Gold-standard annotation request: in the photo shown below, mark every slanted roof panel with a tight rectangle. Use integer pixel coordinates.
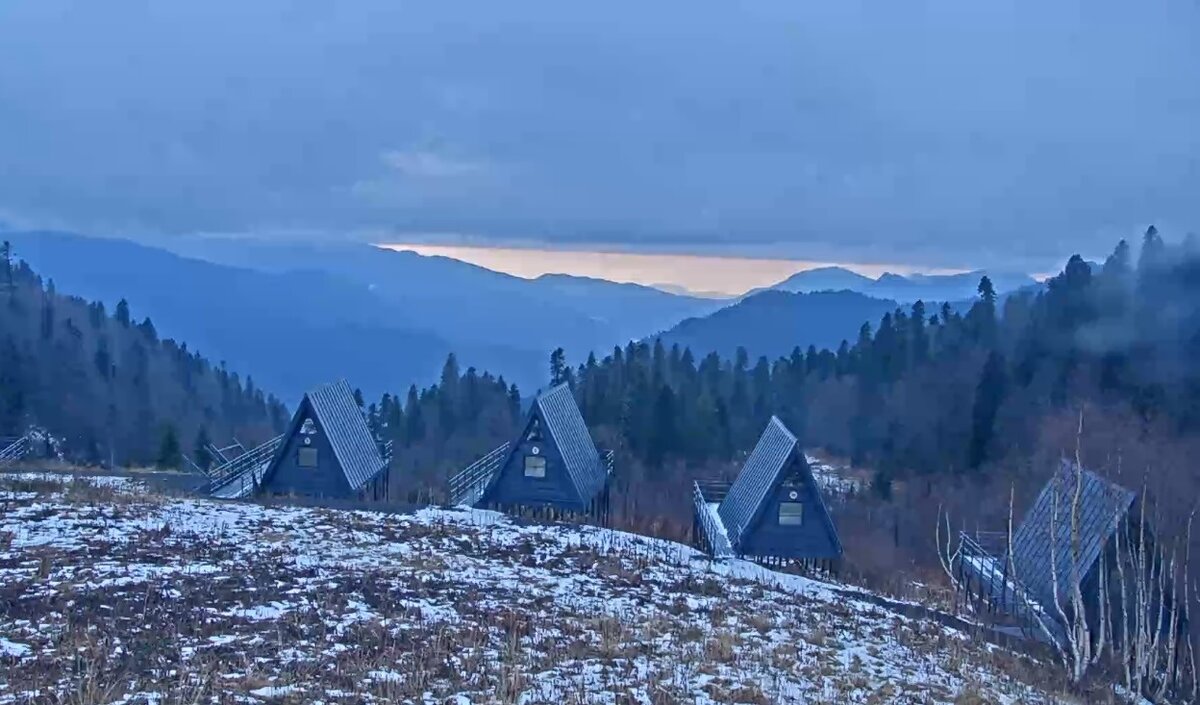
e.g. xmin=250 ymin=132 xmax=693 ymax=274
xmin=306 ymin=379 xmax=386 ymax=491
xmin=718 ymin=416 xmax=797 ymax=547
xmin=1011 ymin=460 xmax=1136 ymax=612
xmin=536 ymin=384 xmax=607 ymax=505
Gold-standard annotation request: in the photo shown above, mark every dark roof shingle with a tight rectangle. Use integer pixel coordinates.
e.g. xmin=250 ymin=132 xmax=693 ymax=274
xmin=717 ymin=416 xmax=841 ymax=555
xmin=1011 ymin=460 xmax=1136 ymax=611
xmin=535 ymin=384 xmax=607 ymax=504
xmin=306 ymin=379 xmax=386 ymax=491
xmin=718 ymin=417 xmax=797 ymax=544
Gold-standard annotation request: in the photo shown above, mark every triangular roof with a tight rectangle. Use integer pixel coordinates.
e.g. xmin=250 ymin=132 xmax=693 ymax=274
xmin=536 ymin=384 xmax=608 ymax=503
xmin=1011 ymin=460 xmax=1137 ymax=612
xmin=484 ymin=384 xmax=607 ymax=507
xmin=718 ymin=416 xmax=840 ymax=552
xmin=265 ymin=379 xmax=386 ymax=492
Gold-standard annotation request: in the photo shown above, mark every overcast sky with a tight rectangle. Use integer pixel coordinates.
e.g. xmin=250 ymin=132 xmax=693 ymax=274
xmin=1 ymin=0 xmax=1198 ymax=274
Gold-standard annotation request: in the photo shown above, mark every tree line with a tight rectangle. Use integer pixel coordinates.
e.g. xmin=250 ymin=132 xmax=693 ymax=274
xmin=0 ymin=241 xmax=286 ymax=468
xmin=370 ymin=229 xmax=1200 ymax=528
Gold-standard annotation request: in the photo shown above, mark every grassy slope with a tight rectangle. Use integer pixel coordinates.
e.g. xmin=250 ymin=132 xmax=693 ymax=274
xmin=0 ymin=474 xmax=1067 ymax=704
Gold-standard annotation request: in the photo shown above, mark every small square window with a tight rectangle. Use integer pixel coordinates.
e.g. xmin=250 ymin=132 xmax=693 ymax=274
xmin=524 ymin=455 xmax=546 ymax=478
xmin=779 ymin=502 xmax=804 ymax=526
xmin=297 ymin=447 xmax=319 ymax=468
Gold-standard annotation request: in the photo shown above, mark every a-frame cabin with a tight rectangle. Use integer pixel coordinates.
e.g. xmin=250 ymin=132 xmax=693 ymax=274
xmin=450 ymin=384 xmax=613 ymax=523
xmin=257 ymin=379 xmax=390 ymax=501
xmin=958 ymin=461 xmax=1144 ymax=646
xmin=694 ymin=416 xmax=842 ymax=568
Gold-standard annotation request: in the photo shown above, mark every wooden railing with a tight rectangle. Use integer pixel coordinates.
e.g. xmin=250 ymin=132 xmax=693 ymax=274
xmin=957 ymin=530 xmax=1064 ymax=647
xmin=449 ymin=441 xmax=510 ymax=507
xmin=692 ymin=481 xmax=735 ymax=559
xmin=0 ymin=434 xmax=29 ymax=466
xmin=207 ymin=434 xmax=283 ymax=498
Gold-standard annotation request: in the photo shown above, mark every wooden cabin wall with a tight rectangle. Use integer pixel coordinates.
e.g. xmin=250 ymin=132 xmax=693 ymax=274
xmin=264 ymin=405 xmax=353 ymax=499
xmin=486 ymin=428 xmax=582 ymax=510
xmin=739 ymin=468 xmax=841 ymax=560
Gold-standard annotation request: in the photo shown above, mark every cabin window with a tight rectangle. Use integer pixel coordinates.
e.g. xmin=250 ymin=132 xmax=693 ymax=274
xmin=779 ymin=502 xmax=804 ymax=525
xmin=297 ymin=447 xmax=319 ymax=468
xmin=524 ymin=455 xmax=547 ymax=478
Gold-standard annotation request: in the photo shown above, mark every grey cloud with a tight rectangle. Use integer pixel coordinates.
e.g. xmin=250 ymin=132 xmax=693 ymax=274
xmin=0 ymin=0 xmax=1197 ymax=271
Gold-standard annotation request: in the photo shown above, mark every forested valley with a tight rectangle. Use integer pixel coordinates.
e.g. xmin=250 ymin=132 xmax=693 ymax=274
xmin=362 ymin=228 xmax=1200 ymax=587
xmin=5 ymin=229 xmax=1200 ymax=589
xmin=0 ymin=242 xmax=286 ymax=468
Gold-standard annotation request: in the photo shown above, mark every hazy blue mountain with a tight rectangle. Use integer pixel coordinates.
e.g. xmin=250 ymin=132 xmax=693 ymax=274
xmin=4 ymin=232 xmax=720 ymax=398
xmin=162 ymin=236 xmax=721 ymax=358
xmin=527 ymin=273 xmax=724 ymax=333
xmin=648 ymin=282 xmax=736 ymax=300
xmin=5 ymin=231 xmax=543 ymax=400
xmin=763 ymin=266 xmax=1035 ymax=303
xmin=657 ymin=290 xmax=902 ymax=360
xmin=765 ymin=266 xmax=875 ymax=294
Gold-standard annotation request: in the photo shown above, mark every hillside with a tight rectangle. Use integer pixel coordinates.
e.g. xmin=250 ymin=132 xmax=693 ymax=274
xmin=0 ymin=251 xmax=284 ymax=465
xmin=0 ymin=472 xmax=1064 ymax=704
xmin=4 ymin=232 xmax=544 ymax=399
xmin=162 ymin=235 xmax=721 ymax=370
xmin=657 ymin=289 xmax=901 ymax=359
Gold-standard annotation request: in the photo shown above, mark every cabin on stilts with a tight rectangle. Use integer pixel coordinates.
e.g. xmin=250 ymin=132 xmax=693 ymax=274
xmin=449 ymin=383 xmax=613 ymax=524
xmin=957 ymin=460 xmax=1190 ymax=692
xmin=693 ymin=416 xmax=843 ymax=571
xmin=242 ymin=379 xmax=391 ymax=501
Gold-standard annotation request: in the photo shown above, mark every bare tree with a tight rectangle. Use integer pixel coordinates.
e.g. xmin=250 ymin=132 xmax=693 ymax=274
xmin=936 ymin=449 xmax=1197 ymax=701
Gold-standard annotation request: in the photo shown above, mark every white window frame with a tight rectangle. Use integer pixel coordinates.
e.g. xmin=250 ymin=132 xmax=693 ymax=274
xmin=778 ymin=501 xmax=804 ymax=526
xmin=524 ymin=455 xmax=547 ymax=478
xmin=297 ymin=446 xmax=319 ymax=468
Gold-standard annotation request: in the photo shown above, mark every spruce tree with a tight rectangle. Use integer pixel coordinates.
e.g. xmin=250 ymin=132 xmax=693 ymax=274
xmin=549 ymin=348 xmax=567 ymax=386
xmin=967 ymin=350 xmax=1007 ymax=470
xmin=115 ymin=298 xmax=131 ymax=327
xmin=157 ymin=425 xmax=182 ymax=469
xmin=193 ymin=426 xmax=213 ymax=471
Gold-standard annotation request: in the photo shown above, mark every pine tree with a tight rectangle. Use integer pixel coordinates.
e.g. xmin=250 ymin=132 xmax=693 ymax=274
xmin=967 ymin=276 xmax=998 ymax=345
xmin=138 ymin=317 xmax=157 ymax=343
xmin=549 ymin=347 xmax=567 ymax=386
xmin=115 ymin=298 xmax=131 ymax=327
xmin=648 ymin=384 xmax=677 ymax=467
xmin=1101 ymin=239 xmax=1132 ymax=280
xmin=437 ymin=354 xmax=460 ymax=437
xmin=0 ymin=337 xmax=26 ymax=434
xmin=404 ymin=385 xmax=425 ymax=444
xmin=507 ymin=383 xmax=522 ymax=422
xmin=40 ymin=294 xmax=55 ymax=341
xmin=193 ymin=426 xmax=213 ymax=471
xmin=94 ymin=338 xmax=112 ymax=380
xmin=967 ymin=350 xmax=1007 ymax=470
xmin=157 ymin=425 xmax=182 ymax=469
xmin=0 ymin=241 xmax=13 ymax=303
xmin=1138 ymin=224 xmax=1165 ymax=274
xmin=910 ymin=300 xmax=929 ymax=365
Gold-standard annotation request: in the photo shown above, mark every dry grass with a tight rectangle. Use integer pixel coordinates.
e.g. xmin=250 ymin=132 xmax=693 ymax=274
xmin=0 ymin=474 xmax=1080 ymax=704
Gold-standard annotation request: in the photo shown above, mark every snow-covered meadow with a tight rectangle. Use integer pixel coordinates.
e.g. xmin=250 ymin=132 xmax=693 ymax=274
xmin=0 ymin=472 xmax=1063 ymax=704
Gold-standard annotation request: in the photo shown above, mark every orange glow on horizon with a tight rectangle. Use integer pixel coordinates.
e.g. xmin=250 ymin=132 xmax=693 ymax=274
xmin=375 ymin=242 xmax=965 ymax=296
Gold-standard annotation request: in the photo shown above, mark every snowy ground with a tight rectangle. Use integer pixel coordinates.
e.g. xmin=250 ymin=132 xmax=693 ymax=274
xmin=0 ymin=473 xmax=1065 ymax=704
xmin=805 ymin=455 xmax=865 ymax=496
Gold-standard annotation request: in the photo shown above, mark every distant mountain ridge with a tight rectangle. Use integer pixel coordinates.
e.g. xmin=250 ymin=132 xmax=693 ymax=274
xmin=3 ymin=232 xmax=723 ymax=399
xmin=657 ymin=289 xmax=903 ymax=360
xmin=6 ymin=231 xmax=536 ymax=400
xmin=163 ymin=236 xmax=722 ymax=348
xmin=761 ymin=266 xmax=1035 ymax=303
